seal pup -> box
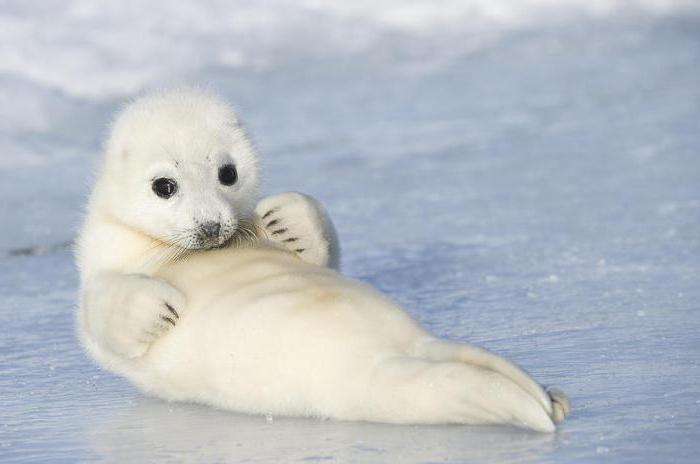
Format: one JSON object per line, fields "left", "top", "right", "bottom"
{"left": 76, "top": 89, "right": 568, "bottom": 432}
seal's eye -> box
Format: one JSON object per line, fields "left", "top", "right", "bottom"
{"left": 218, "top": 164, "right": 238, "bottom": 186}
{"left": 152, "top": 177, "right": 178, "bottom": 199}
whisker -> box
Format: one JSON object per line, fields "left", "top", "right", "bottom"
{"left": 133, "top": 216, "right": 262, "bottom": 273}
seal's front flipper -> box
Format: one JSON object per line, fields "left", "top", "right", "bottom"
{"left": 255, "top": 192, "right": 340, "bottom": 270}
{"left": 80, "top": 272, "right": 187, "bottom": 359}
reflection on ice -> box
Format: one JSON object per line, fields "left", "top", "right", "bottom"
{"left": 89, "top": 397, "right": 558, "bottom": 463}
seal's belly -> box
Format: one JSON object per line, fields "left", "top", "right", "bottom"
{"left": 143, "top": 244, "right": 423, "bottom": 405}
{"left": 157, "top": 244, "right": 344, "bottom": 315}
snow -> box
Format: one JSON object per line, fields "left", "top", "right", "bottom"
{"left": 1, "top": 1, "right": 699, "bottom": 462}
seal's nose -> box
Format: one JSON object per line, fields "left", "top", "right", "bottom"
{"left": 201, "top": 221, "right": 221, "bottom": 239}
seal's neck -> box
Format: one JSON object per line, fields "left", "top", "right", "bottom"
{"left": 76, "top": 203, "right": 267, "bottom": 281}
{"left": 76, "top": 207, "right": 187, "bottom": 280}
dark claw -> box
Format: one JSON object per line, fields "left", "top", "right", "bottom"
{"left": 262, "top": 208, "right": 279, "bottom": 220}
{"left": 294, "top": 248, "right": 305, "bottom": 253}
{"left": 271, "top": 228, "right": 288, "bottom": 235}
{"left": 160, "top": 315, "right": 177, "bottom": 326}
{"left": 283, "top": 237, "right": 299, "bottom": 243}
{"left": 266, "top": 219, "right": 280, "bottom": 228}
{"left": 165, "top": 303, "right": 179, "bottom": 319}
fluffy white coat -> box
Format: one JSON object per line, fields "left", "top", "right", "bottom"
{"left": 76, "top": 89, "right": 568, "bottom": 432}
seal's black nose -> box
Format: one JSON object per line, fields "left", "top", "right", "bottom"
{"left": 201, "top": 221, "right": 221, "bottom": 239}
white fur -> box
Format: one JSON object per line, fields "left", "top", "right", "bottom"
{"left": 76, "top": 89, "right": 568, "bottom": 432}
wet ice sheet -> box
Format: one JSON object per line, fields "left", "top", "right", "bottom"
{"left": 1, "top": 4, "right": 700, "bottom": 464}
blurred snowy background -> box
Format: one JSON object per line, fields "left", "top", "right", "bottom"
{"left": 1, "top": 0, "right": 699, "bottom": 462}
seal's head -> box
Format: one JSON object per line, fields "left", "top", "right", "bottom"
{"left": 95, "top": 89, "right": 259, "bottom": 250}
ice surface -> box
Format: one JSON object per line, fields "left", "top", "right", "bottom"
{"left": 1, "top": 1, "right": 699, "bottom": 463}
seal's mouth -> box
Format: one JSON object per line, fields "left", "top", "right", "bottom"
{"left": 187, "top": 218, "right": 261, "bottom": 251}
{"left": 184, "top": 232, "right": 229, "bottom": 251}
{"left": 195, "top": 237, "right": 226, "bottom": 250}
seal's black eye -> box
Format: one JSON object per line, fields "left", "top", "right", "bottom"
{"left": 218, "top": 163, "right": 238, "bottom": 186}
{"left": 152, "top": 177, "right": 177, "bottom": 199}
